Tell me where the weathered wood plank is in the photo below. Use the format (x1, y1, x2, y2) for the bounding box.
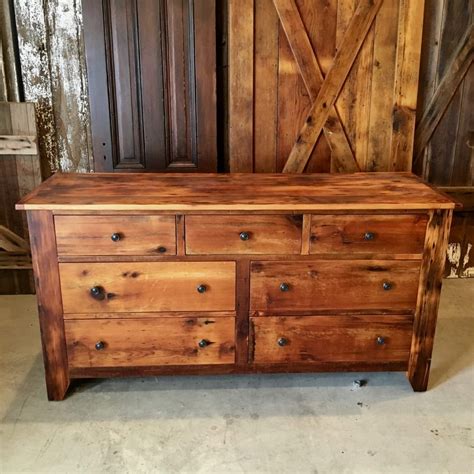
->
(283, 0, 383, 173)
(408, 209, 453, 391)
(228, 0, 254, 172)
(254, 0, 279, 173)
(0, 135, 37, 155)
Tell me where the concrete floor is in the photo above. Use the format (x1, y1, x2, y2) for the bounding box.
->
(0, 280, 472, 473)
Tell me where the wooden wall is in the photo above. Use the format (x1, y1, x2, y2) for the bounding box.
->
(414, 0, 473, 278)
(228, 0, 425, 174)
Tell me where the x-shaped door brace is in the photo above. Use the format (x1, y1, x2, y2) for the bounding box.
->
(276, 0, 384, 173)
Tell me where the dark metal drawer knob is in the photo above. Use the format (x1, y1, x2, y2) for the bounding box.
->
(376, 336, 386, 345)
(382, 281, 393, 291)
(90, 286, 105, 300)
(95, 341, 105, 351)
(111, 233, 121, 242)
(364, 231, 375, 241)
(239, 231, 250, 241)
(197, 284, 207, 294)
(279, 282, 290, 292)
(157, 246, 167, 253)
(277, 337, 288, 347)
(198, 339, 209, 348)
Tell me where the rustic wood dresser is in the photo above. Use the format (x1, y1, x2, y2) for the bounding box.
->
(17, 172, 456, 400)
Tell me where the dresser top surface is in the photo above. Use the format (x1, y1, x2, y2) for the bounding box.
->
(16, 172, 456, 211)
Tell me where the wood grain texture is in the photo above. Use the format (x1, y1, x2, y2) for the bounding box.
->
(16, 172, 456, 211)
(408, 209, 453, 391)
(250, 259, 421, 312)
(65, 317, 235, 368)
(228, 0, 254, 172)
(55, 215, 176, 256)
(185, 215, 302, 255)
(282, 0, 383, 173)
(27, 211, 69, 400)
(0, 135, 37, 155)
(254, 0, 279, 173)
(59, 261, 236, 313)
(389, 0, 426, 172)
(251, 315, 413, 364)
(310, 214, 427, 256)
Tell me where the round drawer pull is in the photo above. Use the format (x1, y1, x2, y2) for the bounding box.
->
(111, 232, 121, 242)
(277, 337, 288, 347)
(382, 281, 393, 291)
(90, 286, 105, 300)
(95, 341, 105, 351)
(239, 231, 250, 241)
(198, 339, 209, 348)
(157, 246, 167, 253)
(376, 336, 386, 345)
(197, 284, 207, 294)
(364, 231, 375, 241)
(279, 282, 290, 292)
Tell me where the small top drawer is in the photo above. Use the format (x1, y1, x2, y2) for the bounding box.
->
(55, 215, 176, 256)
(310, 214, 427, 256)
(185, 215, 303, 255)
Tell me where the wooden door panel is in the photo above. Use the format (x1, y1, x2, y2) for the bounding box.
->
(83, 0, 216, 172)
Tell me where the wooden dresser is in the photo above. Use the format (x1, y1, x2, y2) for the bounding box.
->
(17, 172, 456, 400)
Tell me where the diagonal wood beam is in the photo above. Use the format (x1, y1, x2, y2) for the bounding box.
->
(414, 24, 474, 163)
(273, 0, 359, 173)
(283, 0, 383, 173)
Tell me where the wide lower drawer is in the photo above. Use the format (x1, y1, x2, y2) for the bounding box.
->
(55, 215, 176, 256)
(251, 315, 413, 364)
(250, 260, 420, 312)
(65, 317, 236, 367)
(59, 262, 236, 313)
(310, 214, 427, 256)
(185, 215, 303, 254)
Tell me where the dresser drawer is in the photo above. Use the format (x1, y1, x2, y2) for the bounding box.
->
(251, 315, 413, 364)
(59, 262, 236, 313)
(55, 215, 176, 256)
(185, 215, 302, 254)
(250, 260, 420, 312)
(310, 214, 427, 256)
(65, 317, 235, 367)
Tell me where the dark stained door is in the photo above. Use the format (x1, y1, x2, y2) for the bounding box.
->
(82, 0, 216, 172)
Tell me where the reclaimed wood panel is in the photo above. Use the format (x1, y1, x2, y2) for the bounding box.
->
(250, 260, 421, 312)
(251, 315, 413, 364)
(16, 172, 456, 211)
(228, 0, 426, 173)
(185, 215, 302, 255)
(59, 261, 236, 313)
(0, 102, 40, 294)
(65, 317, 236, 368)
(55, 215, 177, 256)
(414, 0, 473, 278)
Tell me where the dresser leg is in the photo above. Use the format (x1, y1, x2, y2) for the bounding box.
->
(28, 211, 70, 401)
(407, 209, 453, 392)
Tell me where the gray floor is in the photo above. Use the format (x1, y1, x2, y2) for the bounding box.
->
(0, 280, 473, 474)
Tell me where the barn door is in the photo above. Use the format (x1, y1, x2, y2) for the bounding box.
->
(83, 0, 216, 172)
(228, 0, 425, 173)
